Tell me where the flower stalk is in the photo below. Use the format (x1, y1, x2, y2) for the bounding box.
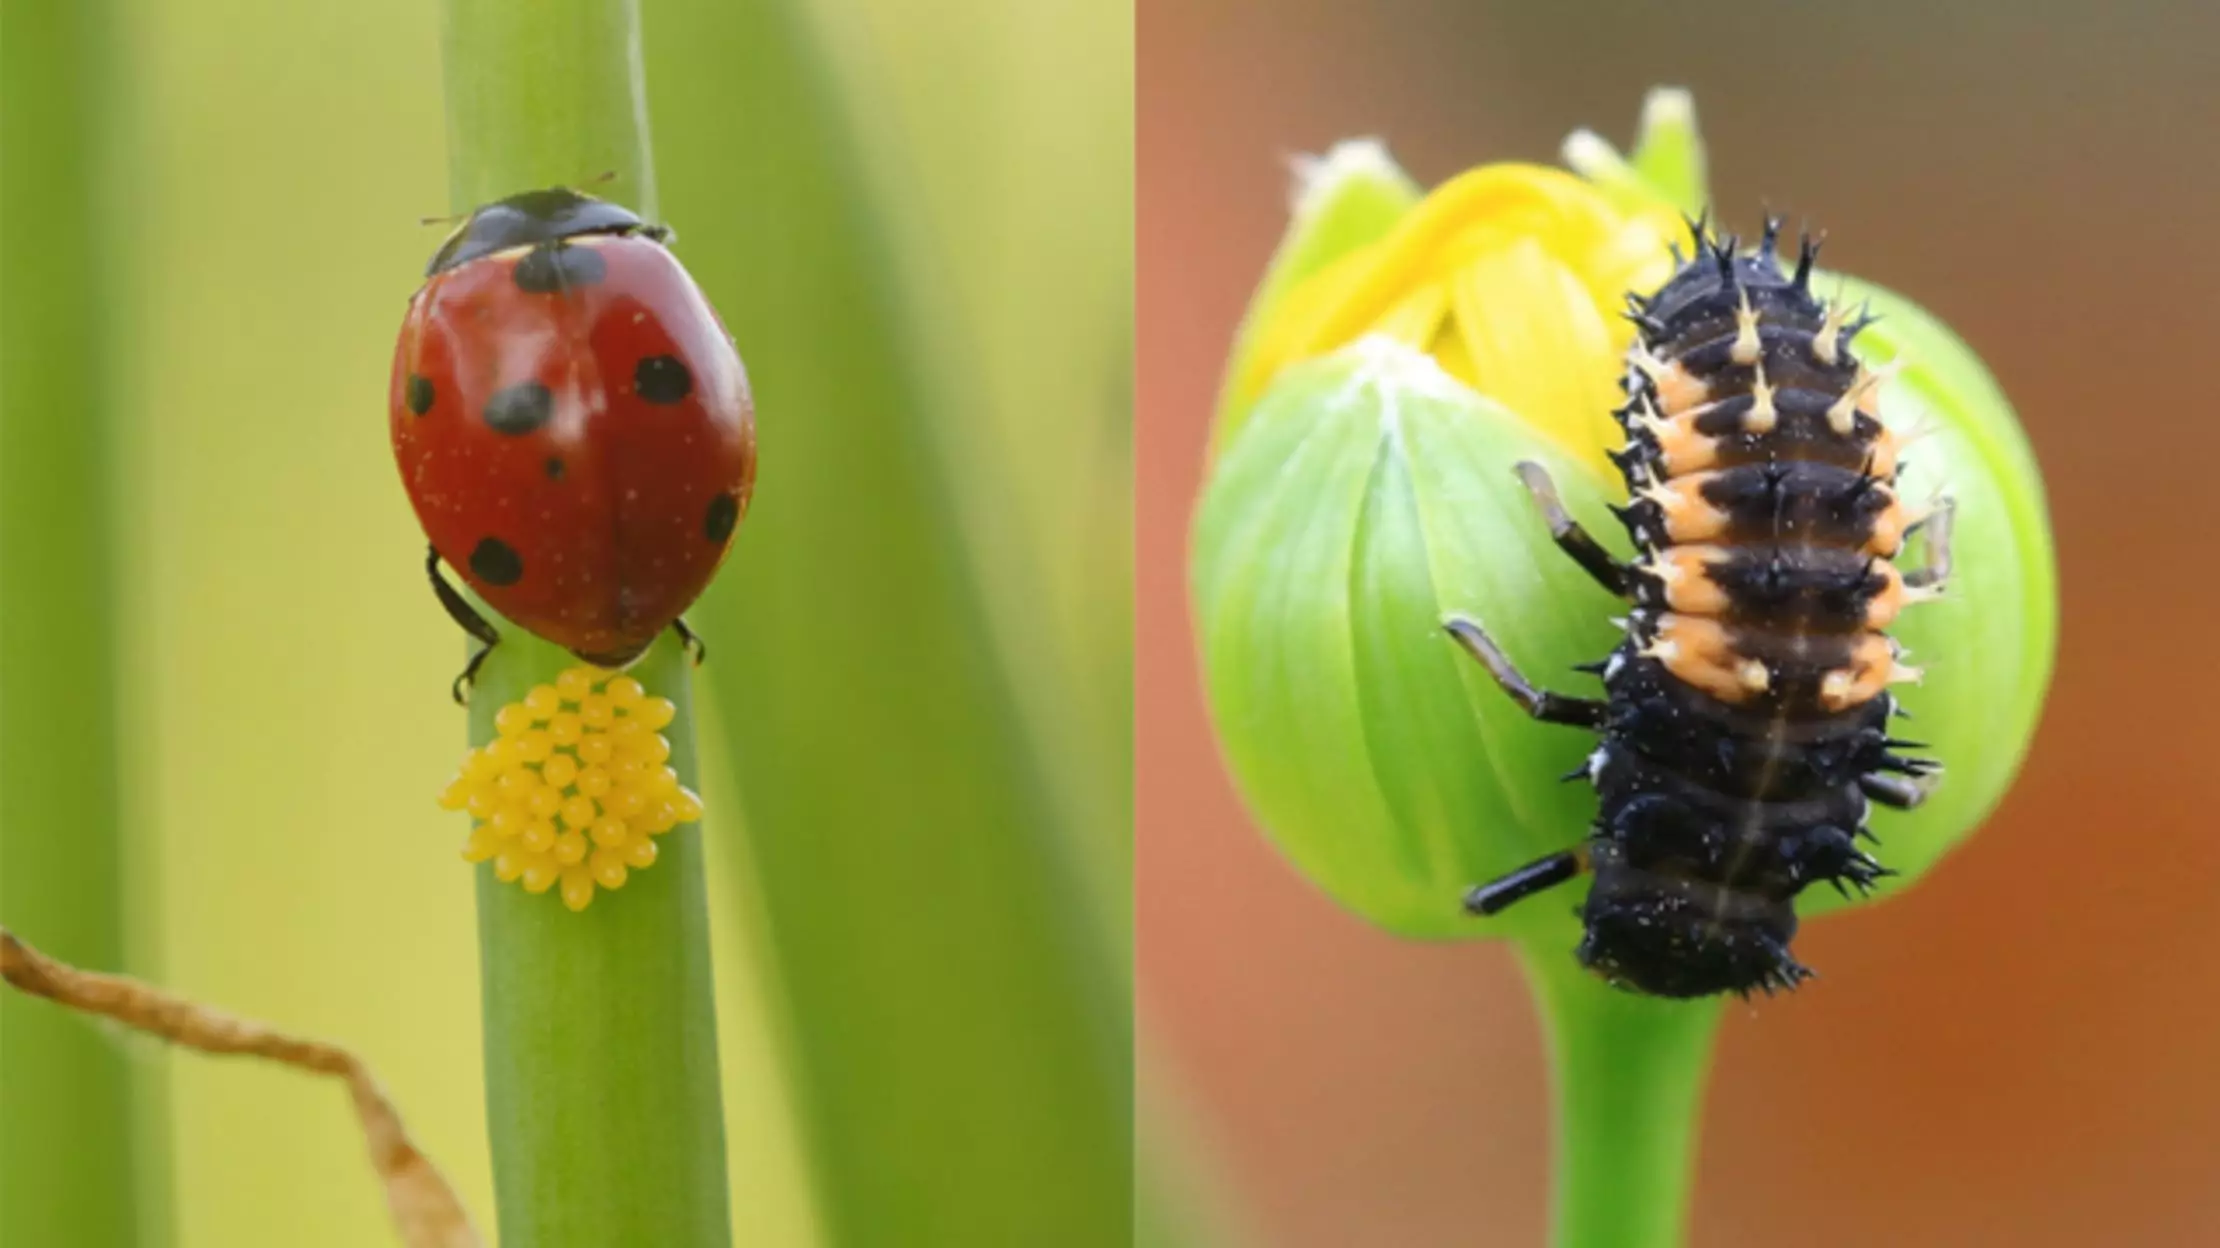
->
(438, 2, 729, 1243)
(1524, 947, 1722, 1248)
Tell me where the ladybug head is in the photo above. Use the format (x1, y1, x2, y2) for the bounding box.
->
(426, 187, 666, 276)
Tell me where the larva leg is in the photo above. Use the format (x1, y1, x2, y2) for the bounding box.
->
(1861, 771, 1937, 810)
(1515, 461, 1631, 597)
(1466, 845, 1590, 916)
(1443, 615, 1609, 729)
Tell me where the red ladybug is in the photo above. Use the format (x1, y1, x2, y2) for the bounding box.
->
(389, 188, 756, 699)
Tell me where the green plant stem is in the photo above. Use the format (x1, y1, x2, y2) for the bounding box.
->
(439, 3, 728, 1243)
(0, 1, 141, 1243)
(1520, 943, 1724, 1248)
(468, 634, 729, 1246)
(440, 0, 657, 215)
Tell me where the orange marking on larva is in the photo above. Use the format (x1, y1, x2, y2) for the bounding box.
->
(1643, 613, 1761, 705)
(1865, 426, 1902, 478)
(1817, 634, 1901, 711)
(1651, 359, 1712, 417)
(1640, 410, 1720, 476)
(1861, 563, 1910, 629)
(1645, 546, 1733, 615)
(1865, 492, 1910, 557)
(1638, 475, 1731, 542)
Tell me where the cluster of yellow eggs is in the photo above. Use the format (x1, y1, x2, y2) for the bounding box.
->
(437, 666, 702, 911)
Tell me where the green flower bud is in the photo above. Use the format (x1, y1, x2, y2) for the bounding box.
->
(1192, 91, 2057, 953)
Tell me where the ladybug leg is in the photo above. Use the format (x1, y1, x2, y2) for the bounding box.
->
(671, 617, 708, 667)
(1465, 844, 1591, 916)
(1901, 495, 1955, 591)
(426, 545, 501, 704)
(1514, 461, 1631, 597)
(1443, 615, 1610, 729)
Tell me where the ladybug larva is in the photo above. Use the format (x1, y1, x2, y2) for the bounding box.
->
(1448, 217, 1951, 999)
(390, 187, 758, 700)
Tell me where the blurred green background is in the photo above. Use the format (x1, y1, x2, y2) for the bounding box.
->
(0, 0, 1130, 1244)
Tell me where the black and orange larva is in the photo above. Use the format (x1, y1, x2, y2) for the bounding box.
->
(1447, 216, 1954, 999)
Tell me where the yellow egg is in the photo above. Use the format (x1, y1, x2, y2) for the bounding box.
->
(437, 776, 472, 811)
(521, 858, 560, 894)
(555, 668, 594, 702)
(541, 754, 579, 790)
(589, 850, 628, 890)
(523, 684, 562, 720)
(560, 867, 596, 912)
(580, 695, 616, 730)
(560, 795, 599, 831)
(673, 788, 704, 822)
(461, 827, 501, 863)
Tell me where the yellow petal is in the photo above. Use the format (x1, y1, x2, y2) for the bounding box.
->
(1448, 241, 1624, 469)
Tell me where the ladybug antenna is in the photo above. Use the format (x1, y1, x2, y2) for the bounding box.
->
(418, 211, 468, 228)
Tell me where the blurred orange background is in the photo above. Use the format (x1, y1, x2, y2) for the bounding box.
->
(1138, 2, 2220, 1244)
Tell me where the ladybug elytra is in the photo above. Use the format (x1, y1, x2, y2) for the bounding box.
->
(389, 188, 757, 699)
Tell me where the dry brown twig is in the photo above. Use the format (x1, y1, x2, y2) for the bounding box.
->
(0, 926, 481, 1248)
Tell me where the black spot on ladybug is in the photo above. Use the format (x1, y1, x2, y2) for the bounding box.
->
(512, 241, 608, 294)
(704, 492, 739, 543)
(469, 537, 524, 586)
(483, 381, 554, 436)
(635, 356, 693, 405)
(405, 374, 436, 416)
(544, 456, 566, 481)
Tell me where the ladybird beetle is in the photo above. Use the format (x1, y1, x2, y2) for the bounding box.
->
(389, 187, 756, 700)
(1448, 216, 1951, 999)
